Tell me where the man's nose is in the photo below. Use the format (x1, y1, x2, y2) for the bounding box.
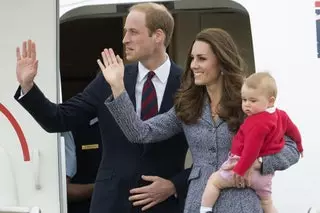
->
(123, 33, 129, 44)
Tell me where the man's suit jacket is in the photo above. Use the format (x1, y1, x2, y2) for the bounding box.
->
(15, 62, 190, 213)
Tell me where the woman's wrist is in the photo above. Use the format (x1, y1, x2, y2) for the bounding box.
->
(111, 82, 125, 98)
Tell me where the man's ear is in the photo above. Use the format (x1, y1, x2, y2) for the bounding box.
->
(154, 29, 165, 45)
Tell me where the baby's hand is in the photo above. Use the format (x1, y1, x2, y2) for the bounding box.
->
(233, 173, 246, 188)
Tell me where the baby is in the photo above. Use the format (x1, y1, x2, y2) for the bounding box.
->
(200, 72, 303, 213)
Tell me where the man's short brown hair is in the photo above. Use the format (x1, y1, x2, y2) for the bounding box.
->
(129, 3, 174, 47)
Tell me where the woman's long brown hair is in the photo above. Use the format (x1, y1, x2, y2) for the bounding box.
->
(174, 28, 246, 133)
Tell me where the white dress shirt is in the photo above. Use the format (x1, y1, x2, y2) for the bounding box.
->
(135, 56, 171, 117)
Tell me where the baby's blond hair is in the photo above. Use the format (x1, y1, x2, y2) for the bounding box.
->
(244, 72, 277, 98)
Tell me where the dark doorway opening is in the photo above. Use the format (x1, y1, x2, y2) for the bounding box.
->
(60, 17, 123, 101)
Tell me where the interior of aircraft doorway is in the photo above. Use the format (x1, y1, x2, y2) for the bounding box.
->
(60, 17, 123, 101)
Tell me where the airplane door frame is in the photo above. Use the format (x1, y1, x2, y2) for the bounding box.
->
(0, 0, 67, 212)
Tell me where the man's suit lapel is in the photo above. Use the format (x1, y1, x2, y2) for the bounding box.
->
(124, 63, 138, 110)
(124, 63, 146, 154)
(159, 63, 181, 114)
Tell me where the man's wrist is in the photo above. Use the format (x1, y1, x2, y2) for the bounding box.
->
(21, 82, 34, 94)
(168, 180, 177, 196)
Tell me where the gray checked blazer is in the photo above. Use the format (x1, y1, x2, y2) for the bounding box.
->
(105, 91, 300, 213)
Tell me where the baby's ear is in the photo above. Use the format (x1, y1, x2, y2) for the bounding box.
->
(269, 96, 276, 106)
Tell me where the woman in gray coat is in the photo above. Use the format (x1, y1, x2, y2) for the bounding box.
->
(99, 28, 300, 213)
